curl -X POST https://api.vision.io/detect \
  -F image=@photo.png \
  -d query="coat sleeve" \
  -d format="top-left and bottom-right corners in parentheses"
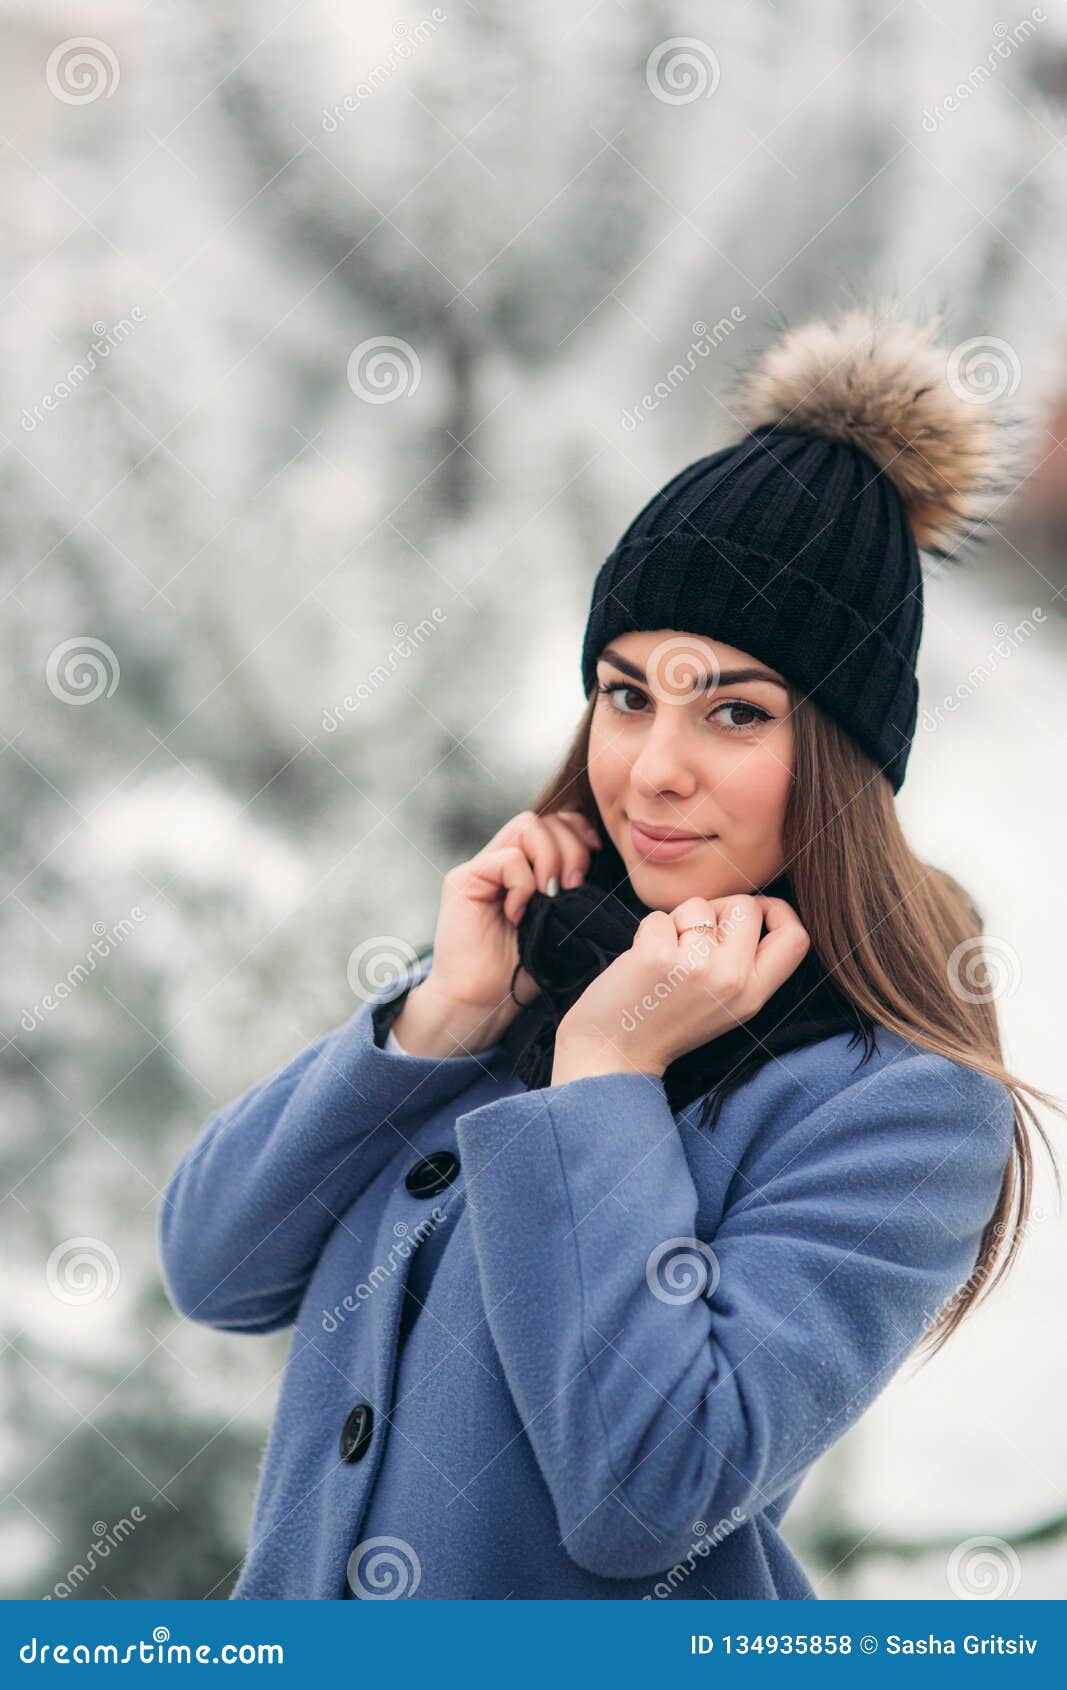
top-left (454, 1048), bottom-right (1015, 1579)
top-left (158, 957), bottom-right (500, 1333)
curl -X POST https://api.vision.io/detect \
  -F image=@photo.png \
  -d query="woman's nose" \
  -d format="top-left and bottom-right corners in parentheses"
top-left (628, 719), bottom-right (700, 796)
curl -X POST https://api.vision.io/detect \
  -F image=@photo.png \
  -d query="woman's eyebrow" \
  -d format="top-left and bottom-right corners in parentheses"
top-left (598, 647), bottom-right (789, 692)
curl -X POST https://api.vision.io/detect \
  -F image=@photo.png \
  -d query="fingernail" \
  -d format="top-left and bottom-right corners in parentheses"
top-left (546, 875), bottom-right (560, 897)
top-left (564, 869), bottom-right (584, 888)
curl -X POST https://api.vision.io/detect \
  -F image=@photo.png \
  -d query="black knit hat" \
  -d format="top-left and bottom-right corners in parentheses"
top-left (581, 307), bottom-right (1016, 792)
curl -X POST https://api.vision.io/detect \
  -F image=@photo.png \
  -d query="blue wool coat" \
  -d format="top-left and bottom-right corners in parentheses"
top-left (157, 955), bottom-right (1014, 1600)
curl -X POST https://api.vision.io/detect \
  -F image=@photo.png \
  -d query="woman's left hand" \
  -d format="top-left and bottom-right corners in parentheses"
top-left (551, 894), bottom-right (811, 1084)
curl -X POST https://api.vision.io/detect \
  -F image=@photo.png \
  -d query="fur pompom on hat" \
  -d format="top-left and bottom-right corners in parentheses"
top-left (581, 302), bottom-right (1021, 792)
top-left (733, 307), bottom-right (1016, 556)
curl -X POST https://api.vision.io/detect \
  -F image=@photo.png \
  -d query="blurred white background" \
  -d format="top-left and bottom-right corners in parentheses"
top-left (2, 0), bottom-right (1065, 1599)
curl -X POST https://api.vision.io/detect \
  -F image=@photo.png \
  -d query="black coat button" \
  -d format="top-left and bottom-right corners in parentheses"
top-left (339, 1403), bottom-right (373, 1463)
top-left (405, 1150), bottom-right (460, 1198)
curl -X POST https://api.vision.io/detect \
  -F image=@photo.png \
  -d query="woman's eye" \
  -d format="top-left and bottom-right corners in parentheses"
top-left (601, 679), bottom-right (652, 713)
top-left (713, 701), bottom-right (770, 731)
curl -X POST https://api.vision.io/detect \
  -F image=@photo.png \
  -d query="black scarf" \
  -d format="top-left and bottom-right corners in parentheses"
top-left (501, 828), bottom-right (876, 1128)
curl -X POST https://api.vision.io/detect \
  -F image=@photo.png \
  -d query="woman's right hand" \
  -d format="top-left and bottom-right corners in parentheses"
top-left (393, 809), bottom-right (603, 1056)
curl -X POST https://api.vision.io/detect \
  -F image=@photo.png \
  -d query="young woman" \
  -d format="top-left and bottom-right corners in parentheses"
top-left (159, 306), bottom-right (1060, 1601)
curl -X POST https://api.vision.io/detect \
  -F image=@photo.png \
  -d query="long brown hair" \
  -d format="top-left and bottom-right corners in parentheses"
top-left (527, 687), bottom-right (1062, 1361)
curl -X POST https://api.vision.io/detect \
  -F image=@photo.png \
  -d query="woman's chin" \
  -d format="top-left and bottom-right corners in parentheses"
top-left (628, 862), bottom-right (723, 907)
top-left (627, 859), bottom-right (775, 909)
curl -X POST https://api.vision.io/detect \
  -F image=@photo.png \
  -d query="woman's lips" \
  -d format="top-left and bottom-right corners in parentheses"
top-left (629, 821), bottom-right (713, 862)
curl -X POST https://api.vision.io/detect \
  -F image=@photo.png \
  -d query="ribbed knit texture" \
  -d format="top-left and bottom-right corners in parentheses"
top-left (581, 424), bottom-right (924, 791)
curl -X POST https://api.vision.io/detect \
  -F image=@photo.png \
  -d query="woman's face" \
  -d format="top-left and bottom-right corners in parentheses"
top-left (586, 629), bottom-right (795, 910)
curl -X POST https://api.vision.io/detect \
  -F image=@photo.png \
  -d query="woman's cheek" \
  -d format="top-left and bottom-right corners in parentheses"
top-left (587, 723), bottom-right (628, 800)
top-left (716, 743), bottom-right (793, 829)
